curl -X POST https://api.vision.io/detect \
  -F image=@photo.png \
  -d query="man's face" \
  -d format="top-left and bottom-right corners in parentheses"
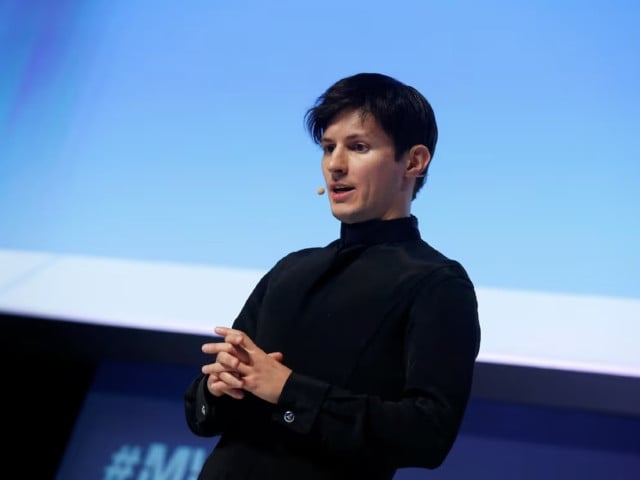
top-left (320, 109), bottom-right (412, 224)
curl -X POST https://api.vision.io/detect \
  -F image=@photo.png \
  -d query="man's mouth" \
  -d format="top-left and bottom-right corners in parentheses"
top-left (332, 185), bottom-right (354, 193)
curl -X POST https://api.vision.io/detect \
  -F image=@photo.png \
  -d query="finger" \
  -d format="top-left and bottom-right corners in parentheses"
top-left (208, 374), bottom-right (239, 391)
top-left (202, 341), bottom-right (251, 368)
top-left (201, 341), bottom-right (240, 355)
top-left (218, 371), bottom-right (244, 389)
top-left (201, 361), bottom-right (233, 376)
top-left (201, 363), bottom-right (216, 375)
top-left (216, 351), bottom-right (240, 370)
top-left (214, 327), bottom-right (257, 351)
top-left (268, 351), bottom-right (284, 363)
top-left (214, 326), bottom-right (237, 337)
top-left (211, 344), bottom-right (249, 369)
top-left (207, 378), bottom-right (225, 397)
top-left (234, 350), bottom-right (281, 377)
top-left (208, 379), bottom-right (244, 399)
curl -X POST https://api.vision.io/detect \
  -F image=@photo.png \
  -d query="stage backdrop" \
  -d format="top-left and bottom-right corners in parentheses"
top-left (56, 361), bottom-right (640, 479)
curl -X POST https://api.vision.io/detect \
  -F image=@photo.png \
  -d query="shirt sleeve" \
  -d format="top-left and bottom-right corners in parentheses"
top-left (184, 268), bottom-right (273, 437)
top-left (270, 273), bottom-right (480, 469)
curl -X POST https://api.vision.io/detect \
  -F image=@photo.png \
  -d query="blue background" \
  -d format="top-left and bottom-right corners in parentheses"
top-left (1, 0), bottom-right (638, 299)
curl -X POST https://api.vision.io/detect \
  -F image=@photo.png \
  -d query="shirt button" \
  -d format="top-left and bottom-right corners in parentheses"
top-left (201, 405), bottom-right (206, 416)
top-left (283, 410), bottom-right (295, 423)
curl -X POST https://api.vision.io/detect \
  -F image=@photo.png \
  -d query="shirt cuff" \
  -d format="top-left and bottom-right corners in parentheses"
top-left (271, 372), bottom-right (330, 434)
top-left (195, 374), bottom-right (216, 422)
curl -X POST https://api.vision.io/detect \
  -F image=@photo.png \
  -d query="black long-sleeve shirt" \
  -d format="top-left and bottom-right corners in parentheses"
top-left (185, 215), bottom-right (481, 479)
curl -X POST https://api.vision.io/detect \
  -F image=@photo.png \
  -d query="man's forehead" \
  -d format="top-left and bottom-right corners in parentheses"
top-left (322, 110), bottom-right (380, 141)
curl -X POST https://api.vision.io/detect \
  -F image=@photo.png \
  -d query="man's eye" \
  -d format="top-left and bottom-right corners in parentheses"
top-left (353, 143), bottom-right (369, 152)
top-left (323, 145), bottom-right (335, 153)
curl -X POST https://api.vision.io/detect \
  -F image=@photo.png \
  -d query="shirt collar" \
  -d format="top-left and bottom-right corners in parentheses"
top-left (339, 215), bottom-right (421, 247)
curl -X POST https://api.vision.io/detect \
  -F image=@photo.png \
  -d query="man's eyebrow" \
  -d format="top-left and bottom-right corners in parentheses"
top-left (320, 133), bottom-right (367, 143)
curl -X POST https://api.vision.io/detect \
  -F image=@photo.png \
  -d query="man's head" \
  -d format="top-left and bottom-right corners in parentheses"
top-left (305, 73), bottom-right (438, 223)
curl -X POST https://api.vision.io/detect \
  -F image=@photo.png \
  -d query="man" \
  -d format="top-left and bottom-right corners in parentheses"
top-left (185, 72), bottom-right (481, 479)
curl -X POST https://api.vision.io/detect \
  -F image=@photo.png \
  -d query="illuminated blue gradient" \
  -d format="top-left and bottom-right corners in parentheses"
top-left (1, 0), bottom-right (638, 299)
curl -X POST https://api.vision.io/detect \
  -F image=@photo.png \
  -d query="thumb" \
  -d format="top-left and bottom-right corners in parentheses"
top-left (268, 351), bottom-right (284, 363)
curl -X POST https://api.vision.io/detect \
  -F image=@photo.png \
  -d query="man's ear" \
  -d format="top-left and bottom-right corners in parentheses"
top-left (405, 144), bottom-right (431, 178)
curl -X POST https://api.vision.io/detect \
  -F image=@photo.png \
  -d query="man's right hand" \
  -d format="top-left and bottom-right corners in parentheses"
top-left (201, 332), bottom-right (284, 401)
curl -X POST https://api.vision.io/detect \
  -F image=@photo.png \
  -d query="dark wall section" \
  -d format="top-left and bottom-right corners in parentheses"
top-left (1, 313), bottom-right (215, 477)
top-left (3, 316), bottom-right (96, 478)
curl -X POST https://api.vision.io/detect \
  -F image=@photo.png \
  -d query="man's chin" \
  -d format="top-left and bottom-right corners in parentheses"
top-left (331, 208), bottom-right (369, 225)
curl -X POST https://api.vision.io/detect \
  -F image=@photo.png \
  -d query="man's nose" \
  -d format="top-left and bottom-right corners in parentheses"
top-left (327, 145), bottom-right (348, 173)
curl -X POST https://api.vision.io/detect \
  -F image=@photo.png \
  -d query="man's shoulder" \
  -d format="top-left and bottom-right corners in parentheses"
top-left (400, 240), bottom-right (473, 284)
top-left (395, 239), bottom-right (455, 265)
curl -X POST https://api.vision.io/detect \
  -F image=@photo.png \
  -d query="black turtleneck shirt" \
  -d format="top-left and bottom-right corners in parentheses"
top-left (185, 216), bottom-right (481, 480)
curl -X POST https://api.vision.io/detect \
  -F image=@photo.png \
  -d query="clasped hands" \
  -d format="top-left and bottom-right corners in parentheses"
top-left (201, 326), bottom-right (292, 405)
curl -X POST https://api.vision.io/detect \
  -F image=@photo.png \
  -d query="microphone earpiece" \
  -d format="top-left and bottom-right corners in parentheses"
top-left (317, 187), bottom-right (325, 195)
